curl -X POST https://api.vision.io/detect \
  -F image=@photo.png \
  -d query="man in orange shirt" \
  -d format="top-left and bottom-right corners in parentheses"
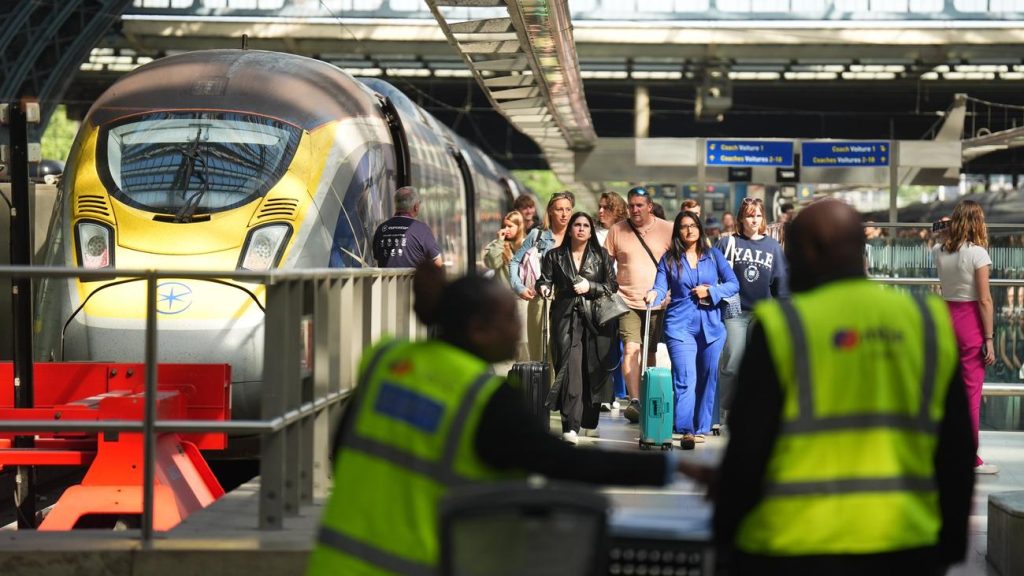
top-left (604, 187), bottom-right (674, 422)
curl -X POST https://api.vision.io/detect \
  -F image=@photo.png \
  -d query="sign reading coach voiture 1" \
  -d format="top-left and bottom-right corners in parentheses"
top-left (706, 140), bottom-right (794, 167)
top-left (801, 141), bottom-right (890, 167)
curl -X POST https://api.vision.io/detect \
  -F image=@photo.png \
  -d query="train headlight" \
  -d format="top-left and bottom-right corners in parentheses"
top-left (238, 224), bottom-right (291, 271)
top-left (75, 221), bottom-right (114, 269)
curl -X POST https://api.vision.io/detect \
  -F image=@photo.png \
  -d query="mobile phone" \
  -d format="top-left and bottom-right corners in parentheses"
top-left (932, 220), bottom-right (950, 232)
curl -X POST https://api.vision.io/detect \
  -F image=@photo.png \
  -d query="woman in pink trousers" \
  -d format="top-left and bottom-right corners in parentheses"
top-left (933, 200), bottom-right (998, 474)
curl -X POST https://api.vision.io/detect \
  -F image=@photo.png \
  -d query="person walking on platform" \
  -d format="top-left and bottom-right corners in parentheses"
top-left (372, 186), bottom-right (442, 268)
top-left (509, 191), bottom-right (574, 362)
top-left (605, 187), bottom-right (673, 422)
top-left (482, 210), bottom-right (525, 285)
top-left (687, 200), bottom-right (974, 576)
top-left (715, 197), bottom-right (787, 425)
top-left (933, 200), bottom-right (999, 475)
top-left (483, 210), bottom-right (528, 361)
top-left (307, 263), bottom-right (694, 576)
top-left (513, 193), bottom-right (539, 234)
top-left (537, 212), bottom-right (618, 444)
top-left (596, 191), bottom-right (627, 246)
top-left (644, 211), bottom-right (738, 449)
top-left (596, 191), bottom-right (629, 408)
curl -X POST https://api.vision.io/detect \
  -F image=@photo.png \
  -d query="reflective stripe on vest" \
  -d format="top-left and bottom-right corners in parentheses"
top-left (343, 371), bottom-right (493, 487)
top-left (777, 293), bottom-right (939, 438)
top-left (310, 341), bottom-right (506, 575)
top-left (737, 281), bottom-right (956, 556)
top-left (317, 526), bottom-right (433, 576)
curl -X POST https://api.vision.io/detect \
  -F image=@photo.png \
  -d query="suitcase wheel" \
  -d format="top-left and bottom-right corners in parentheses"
top-left (712, 424), bottom-right (721, 437)
top-left (639, 440), bottom-right (649, 450)
top-left (660, 442), bottom-right (673, 451)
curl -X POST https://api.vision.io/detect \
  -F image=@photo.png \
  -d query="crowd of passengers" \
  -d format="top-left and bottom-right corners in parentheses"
top-left (484, 189), bottom-right (996, 473)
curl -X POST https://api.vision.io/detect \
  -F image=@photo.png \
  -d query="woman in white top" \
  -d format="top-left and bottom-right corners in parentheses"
top-left (932, 200), bottom-right (998, 474)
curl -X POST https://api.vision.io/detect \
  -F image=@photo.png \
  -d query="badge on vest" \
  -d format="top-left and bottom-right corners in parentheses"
top-left (374, 382), bottom-right (445, 433)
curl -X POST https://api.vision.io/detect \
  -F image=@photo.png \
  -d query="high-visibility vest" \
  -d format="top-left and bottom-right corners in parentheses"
top-left (737, 279), bottom-right (959, 556)
top-left (306, 339), bottom-right (515, 576)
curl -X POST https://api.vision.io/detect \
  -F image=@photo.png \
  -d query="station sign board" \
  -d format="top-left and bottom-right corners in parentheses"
top-left (801, 141), bottom-right (890, 167)
top-left (706, 140), bottom-right (793, 167)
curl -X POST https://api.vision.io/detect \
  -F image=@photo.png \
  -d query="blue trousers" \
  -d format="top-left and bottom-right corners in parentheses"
top-left (666, 331), bottom-right (726, 435)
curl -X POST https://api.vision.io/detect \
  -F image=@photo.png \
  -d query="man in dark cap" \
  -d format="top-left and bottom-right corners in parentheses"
top-left (696, 200), bottom-right (975, 575)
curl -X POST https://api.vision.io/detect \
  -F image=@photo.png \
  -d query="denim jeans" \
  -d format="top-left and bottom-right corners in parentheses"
top-left (717, 311), bottom-right (753, 421)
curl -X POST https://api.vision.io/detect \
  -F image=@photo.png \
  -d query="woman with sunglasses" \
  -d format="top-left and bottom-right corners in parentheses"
top-left (509, 191), bottom-right (575, 361)
top-left (715, 198), bottom-right (788, 425)
top-left (644, 211), bottom-right (738, 449)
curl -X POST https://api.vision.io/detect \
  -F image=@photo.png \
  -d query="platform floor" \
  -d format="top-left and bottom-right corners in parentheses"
top-left (0, 409), bottom-right (1020, 575)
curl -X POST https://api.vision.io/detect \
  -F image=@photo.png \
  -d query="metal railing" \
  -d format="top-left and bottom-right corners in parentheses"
top-left (875, 276), bottom-right (1024, 398)
top-left (0, 265), bottom-right (421, 541)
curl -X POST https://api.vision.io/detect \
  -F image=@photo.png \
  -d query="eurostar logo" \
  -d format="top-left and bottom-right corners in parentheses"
top-left (156, 282), bottom-right (193, 315)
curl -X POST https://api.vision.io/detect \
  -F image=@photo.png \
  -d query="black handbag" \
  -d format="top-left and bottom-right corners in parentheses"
top-left (595, 288), bottom-right (629, 326)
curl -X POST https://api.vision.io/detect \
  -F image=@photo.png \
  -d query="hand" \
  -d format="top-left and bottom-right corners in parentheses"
top-left (677, 461), bottom-right (716, 487)
top-left (644, 290), bottom-right (658, 305)
top-left (984, 339), bottom-right (996, 366)
top-left (690, 284), bottom-right (711, 299)
top-left (519, 287), bottom-right (536, 301)
top-left (573, 278), bottom-right (590, 295)
top-left (540, 285), bottom-right (552, 299)
top-left (497, 229), bottom-right (507, 240)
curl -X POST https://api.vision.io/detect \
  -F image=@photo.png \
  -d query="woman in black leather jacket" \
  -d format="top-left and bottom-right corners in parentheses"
top-left (537, 212), bottom-right (618, 444)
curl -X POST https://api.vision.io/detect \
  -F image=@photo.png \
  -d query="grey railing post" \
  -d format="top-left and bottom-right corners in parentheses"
top-left (283, 279), bottom-right (303, 518)
top-left (260, 278), bottom-right (289, 529)
top-left (141, 271), bottom-right (158, 544)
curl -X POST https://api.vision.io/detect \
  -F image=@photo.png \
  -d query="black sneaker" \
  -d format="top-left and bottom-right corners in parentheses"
top-left (680, 433), bottom-right (696, 450)
top-left (623, 399), bottom-right (641, 423)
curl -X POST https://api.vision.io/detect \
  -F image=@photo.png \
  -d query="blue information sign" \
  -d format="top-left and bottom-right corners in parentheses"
top-left (706, 140), bottom-right (793, 167)
top-left (801, 141), bottom-right (890, 167)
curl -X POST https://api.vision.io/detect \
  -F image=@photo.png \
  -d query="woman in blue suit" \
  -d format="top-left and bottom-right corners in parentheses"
top-left (645, 211), bottom-right (738, 450)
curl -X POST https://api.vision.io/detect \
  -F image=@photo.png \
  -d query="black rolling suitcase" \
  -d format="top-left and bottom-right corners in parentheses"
top-left (506, 297), bottom-right (551, 432)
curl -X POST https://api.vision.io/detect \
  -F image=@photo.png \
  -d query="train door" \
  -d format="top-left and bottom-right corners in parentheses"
top-left (449, 146), bottom-right (477, 274)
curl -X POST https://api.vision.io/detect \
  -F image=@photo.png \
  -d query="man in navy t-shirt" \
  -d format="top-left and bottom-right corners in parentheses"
top-left (372, 186), bottom-right (443, 268)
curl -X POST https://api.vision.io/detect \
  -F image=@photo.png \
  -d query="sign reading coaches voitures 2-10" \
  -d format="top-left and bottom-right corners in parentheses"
top-left (801, 141), bottom-right (890, 167)
top-left (706, 140), bottom-right (794, 168)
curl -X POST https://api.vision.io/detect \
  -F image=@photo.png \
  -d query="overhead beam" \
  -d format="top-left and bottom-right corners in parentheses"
top-left (424, 0), bottom-right (596, 192)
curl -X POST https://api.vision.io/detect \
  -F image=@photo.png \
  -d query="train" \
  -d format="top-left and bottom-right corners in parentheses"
top-left (34, 49), bottom-right (522, 422)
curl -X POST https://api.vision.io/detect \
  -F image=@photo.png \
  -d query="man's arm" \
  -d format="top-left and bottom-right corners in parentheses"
top-left (475, 383), bottom-right (669, 485)
top-left (713, 324), bottom-right (782, 555)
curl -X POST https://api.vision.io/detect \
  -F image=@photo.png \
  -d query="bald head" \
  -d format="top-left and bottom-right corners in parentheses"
top-left (785, 200), bottom-right (866, 293)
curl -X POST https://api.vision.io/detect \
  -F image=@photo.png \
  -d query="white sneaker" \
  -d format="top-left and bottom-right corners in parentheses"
top-left (562, 430), bottom-right (579, 445)
top-left (582, 428), bottom-right (600, 438)
top-left (975, 463), bottom-right (999, 475)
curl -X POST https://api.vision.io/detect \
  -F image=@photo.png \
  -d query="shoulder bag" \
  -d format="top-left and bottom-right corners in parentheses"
top-left (595, 286), bottom-right (629, 326)
top-left (517, 230), bottom-right (542, 290)
top-left (718, 238), bottom-right (742, 319)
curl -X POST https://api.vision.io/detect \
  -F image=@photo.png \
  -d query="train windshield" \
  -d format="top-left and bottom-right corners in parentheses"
top-left (99, 112), bottom-right (301, 216)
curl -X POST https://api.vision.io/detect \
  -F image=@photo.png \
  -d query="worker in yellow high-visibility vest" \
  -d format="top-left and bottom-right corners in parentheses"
top-left (687, 200), bottom-right (975, 576)
top-left (307, 263), bottom-right (697, 576)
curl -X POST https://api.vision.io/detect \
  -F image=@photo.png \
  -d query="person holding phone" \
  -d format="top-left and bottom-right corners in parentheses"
top-left (644, 211), bottom-right (738, 449)
top-left (933, 201), bottom-right (998, 474)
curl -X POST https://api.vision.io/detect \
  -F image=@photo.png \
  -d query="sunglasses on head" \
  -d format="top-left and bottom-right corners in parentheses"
top-left (627, 188), bottom-right (650, 197)
top-left (741, 197), bottom-right (764, 205)
top-left (551, 191), bottom-right (575, 202)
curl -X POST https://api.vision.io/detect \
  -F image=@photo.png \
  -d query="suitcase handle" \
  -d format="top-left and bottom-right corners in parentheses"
top-left (541, 296), bottom-right (550, 364)
top-left (641, 302), bottom-right (652, 374)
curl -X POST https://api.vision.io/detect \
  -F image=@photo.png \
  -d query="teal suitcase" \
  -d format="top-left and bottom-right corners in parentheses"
top-left (639, 367), bottom-right (674, 450)
top-left (638, 306), bottom-right (673, 450)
